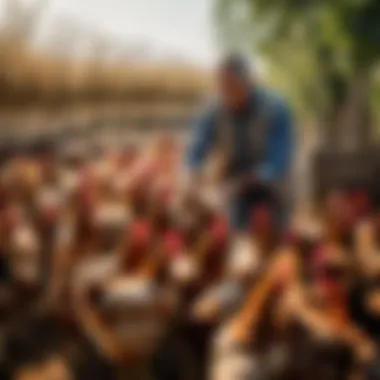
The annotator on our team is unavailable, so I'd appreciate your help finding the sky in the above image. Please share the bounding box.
[35,0,217,66]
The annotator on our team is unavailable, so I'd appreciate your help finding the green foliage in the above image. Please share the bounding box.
[215,0,380,123]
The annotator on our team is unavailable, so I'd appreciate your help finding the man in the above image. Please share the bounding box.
[187,54,294,231]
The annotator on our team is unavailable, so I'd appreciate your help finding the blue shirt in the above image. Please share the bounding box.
[187,88,294,184]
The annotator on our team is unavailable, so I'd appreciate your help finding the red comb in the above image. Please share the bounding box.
[130,220,153,248]
[163,230,184,260]
[210,216,229,249]
[318,277,341,295]
[282,230,300,246]
[312,244,326,270]
[250,204,273,233]
[350,190,370,218]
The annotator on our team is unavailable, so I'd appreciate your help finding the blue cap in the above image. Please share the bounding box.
[219,53,251,82]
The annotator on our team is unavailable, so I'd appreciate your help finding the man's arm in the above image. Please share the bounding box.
[257,100,294,183]
[186,108,216,186]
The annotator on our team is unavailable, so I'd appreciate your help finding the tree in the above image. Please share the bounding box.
[215,0,380,150]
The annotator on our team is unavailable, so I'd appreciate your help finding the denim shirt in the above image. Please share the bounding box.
[187,88,294,184]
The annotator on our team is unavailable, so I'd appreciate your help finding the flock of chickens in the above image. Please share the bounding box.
[0,135,380,380]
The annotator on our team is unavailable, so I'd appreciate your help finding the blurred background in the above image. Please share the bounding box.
[0,0,211,149]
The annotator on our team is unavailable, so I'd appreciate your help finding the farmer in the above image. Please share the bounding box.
[187,53,294,231]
